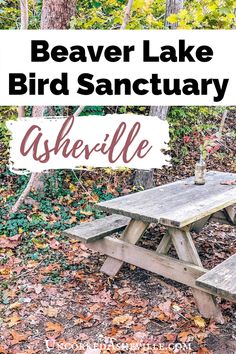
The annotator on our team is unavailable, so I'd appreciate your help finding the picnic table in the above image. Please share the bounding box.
[64,171,236,323]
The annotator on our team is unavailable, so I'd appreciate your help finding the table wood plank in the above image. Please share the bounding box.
[196,254,236,303]
[96,171,236,228]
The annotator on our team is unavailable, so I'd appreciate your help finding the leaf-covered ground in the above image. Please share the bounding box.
[0,111,235,353]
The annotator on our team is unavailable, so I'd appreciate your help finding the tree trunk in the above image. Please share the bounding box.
[134,0,184,189]
[41,0,76,29]
[165,0,184,29]
[149,106,169,120]
[18,0,28,118]
[11,0,77,214]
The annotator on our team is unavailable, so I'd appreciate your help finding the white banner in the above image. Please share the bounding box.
[0,30,235,105]
[7,115,170,173]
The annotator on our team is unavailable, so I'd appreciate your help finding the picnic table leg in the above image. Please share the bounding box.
[100,219,149,277]
[156,233,172,254]
[168,227,224,324]
[225,205,236,225]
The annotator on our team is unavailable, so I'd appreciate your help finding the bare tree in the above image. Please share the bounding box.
[18,0,28,118]
[11,0,77,214]
[134,0,184,189]
[121,0,134,29]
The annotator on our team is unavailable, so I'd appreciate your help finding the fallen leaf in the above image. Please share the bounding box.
[7,313,21,327]
[194,316,206,328]
[164,333,177,341]
[178,331,191,343]
[78,333,89,341]
[159,300,172,317]
[112,314,133,325]
[32,238,48,249]
[45,321,64,333]
[197,348,211,354]
[10,329,28,344]
[0,236,21,249]
[49,239,60,250]
[9,302,21,310]
[0,345,7,354]
[80,210,93,216]
[34,284,43,294]
[44,307,58,318]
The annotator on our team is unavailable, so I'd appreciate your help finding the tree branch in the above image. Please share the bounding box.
[120,0,134,29]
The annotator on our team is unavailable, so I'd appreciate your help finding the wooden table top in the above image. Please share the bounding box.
[96,171,236,228]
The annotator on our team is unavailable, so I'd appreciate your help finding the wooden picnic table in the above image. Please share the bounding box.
[64,171,236,323]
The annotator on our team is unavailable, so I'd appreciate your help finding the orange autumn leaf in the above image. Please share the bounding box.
[43,307,59,318]
[69,216,77,224]
[0,346,7,354]
[45,321,64,333]
[10,329,28,344]
[178,331,192,343]
[164,333,177,341]
[40,264,60,274]
[197,348,212,354]
[112,314,133,325]
[80,210,93,216]
[132,324,146,331]
[7,313,21,327]
[9,301,22,310]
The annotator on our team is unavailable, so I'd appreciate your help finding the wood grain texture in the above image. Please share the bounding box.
[225,205,236,225]
[88,237,207,289]
[100,219,149,276]
[62,214,130,243]
[168,227,224,323]
[96,171,236,228]
[196,254,236,303]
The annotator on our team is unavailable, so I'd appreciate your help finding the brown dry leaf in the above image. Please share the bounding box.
[157,313,165,321]
[0,236,21,249]
[34,284,43,294]
[159,299,172,317]
[164,333,177,341]
[80,210,93,216]
[40,264,60,275]
[69,216,77,224]
[207,321,219,334]
[89,304,101,312]
[194,316,206,328]
[27,260,39,268]
[7,313,21,327]
[44,307,58,318]
[178,331,192,343]
[117,287,132,296]
[49,239,60,250]
[197,348,212,354]
[112,314,133,325]
[9,301,21,310]
[45,321,64,333]
[132,324,146,332]
[0,345,7,354]
[109,327,118,336]
[10,329,28,344]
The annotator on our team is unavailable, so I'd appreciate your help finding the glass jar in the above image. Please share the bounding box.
[195,160,206,185]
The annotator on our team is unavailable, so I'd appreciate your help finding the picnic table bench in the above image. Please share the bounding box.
[64,171,236,323]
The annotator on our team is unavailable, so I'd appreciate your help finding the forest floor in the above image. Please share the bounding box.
[0,111,235,354]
